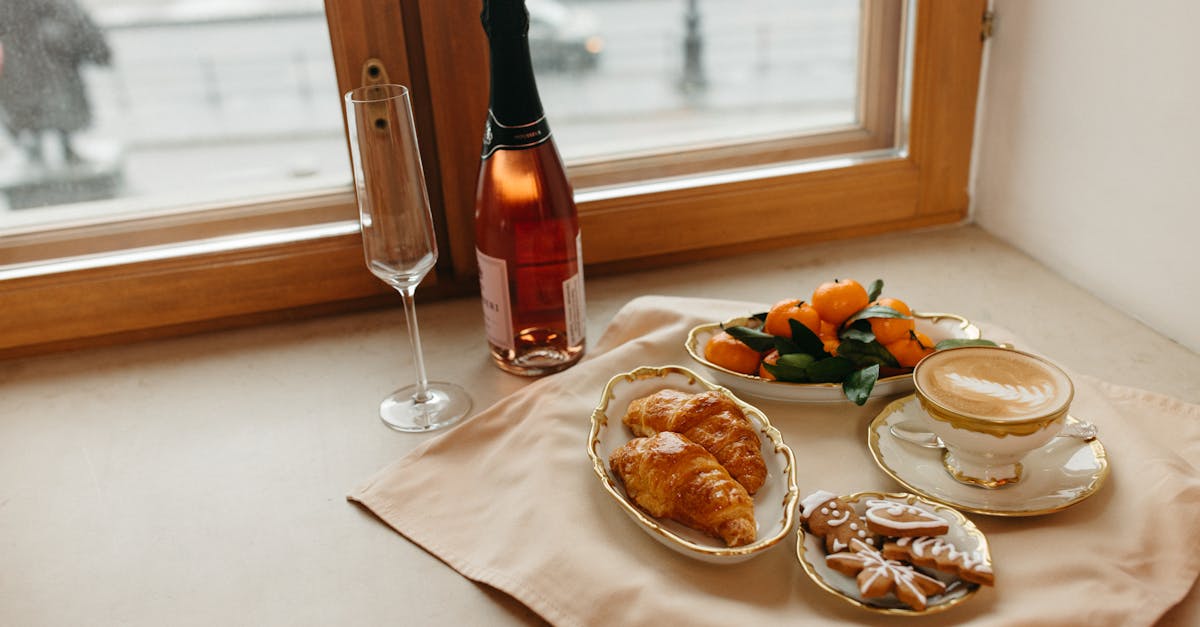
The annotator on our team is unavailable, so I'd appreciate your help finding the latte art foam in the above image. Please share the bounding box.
[914,348,1072,421]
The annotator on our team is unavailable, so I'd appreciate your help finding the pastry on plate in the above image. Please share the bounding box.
[610,431,756,547]
[622,389,767,494]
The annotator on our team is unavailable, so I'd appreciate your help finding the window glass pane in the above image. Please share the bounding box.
[530,0,862,162]
[0,0,347,227]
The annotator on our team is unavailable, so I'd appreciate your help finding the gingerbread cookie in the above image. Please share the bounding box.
[863,498,950,537]
[800,490,880,553]
[882,536,995,586]
[826,538,947,611]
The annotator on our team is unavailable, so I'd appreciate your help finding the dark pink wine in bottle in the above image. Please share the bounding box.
[476,0,585,376]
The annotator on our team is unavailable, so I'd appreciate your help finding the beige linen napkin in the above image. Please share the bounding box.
[350,295,1200,626]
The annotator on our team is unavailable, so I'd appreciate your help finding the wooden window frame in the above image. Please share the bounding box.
[0,0,985,358]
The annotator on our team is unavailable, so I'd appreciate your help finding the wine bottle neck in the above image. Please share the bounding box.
[487,38,545,127]
[481,0,552,158]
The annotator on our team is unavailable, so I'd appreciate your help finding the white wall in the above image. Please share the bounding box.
[973,0,1200,352]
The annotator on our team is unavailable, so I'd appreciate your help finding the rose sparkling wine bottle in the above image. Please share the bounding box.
[475,0,586,376]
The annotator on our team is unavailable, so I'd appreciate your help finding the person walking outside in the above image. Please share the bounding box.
[0,0,112,165]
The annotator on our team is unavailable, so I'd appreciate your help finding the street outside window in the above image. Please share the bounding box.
[0,0,858,232]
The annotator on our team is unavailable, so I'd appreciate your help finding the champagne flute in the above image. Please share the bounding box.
[344,83,471,432]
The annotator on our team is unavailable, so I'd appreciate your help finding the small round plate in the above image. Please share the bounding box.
[795,491,991,616]
[868,395,1110,516]
[587,365,800,563]
[685,312,981,404]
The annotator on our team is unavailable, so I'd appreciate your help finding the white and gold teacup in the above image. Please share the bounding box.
[913,346,1074,488]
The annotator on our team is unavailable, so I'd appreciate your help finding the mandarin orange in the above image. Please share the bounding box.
[811,279,870,326]
[704,331,764,375]
[868,297,916,345]
[764,299,821,338]
[758,349,780,380]
[884,330,935,368]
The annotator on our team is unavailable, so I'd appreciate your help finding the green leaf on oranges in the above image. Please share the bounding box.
[787,318,827,356]
[866,279,884,302]
[841,304,909,327]
[934,338,1000,350]
[722,325,775,352]
[843,364,881,405]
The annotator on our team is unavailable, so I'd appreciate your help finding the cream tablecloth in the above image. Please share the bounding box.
[350,296,1200,626]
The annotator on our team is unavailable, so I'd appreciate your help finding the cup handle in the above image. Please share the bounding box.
[1061,416,1099,441]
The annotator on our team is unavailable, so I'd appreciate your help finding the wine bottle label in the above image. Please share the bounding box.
[563,233,586,347]
[476,248,514,351]
[481,110,552,159]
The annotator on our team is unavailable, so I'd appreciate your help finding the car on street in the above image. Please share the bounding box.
[528,0,604,72]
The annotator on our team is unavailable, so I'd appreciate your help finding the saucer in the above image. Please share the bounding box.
[867,395,1109,516]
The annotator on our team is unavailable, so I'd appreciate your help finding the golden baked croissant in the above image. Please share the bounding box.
[622,389,767,494]
[610,431,757,547]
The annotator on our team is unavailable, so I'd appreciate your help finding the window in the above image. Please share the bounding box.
[535,1,867,169]
[412,0,984,274]
[0,0,349,240]
[0,0,986,357]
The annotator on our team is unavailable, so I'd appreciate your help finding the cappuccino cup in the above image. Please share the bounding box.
[913,346,1074,488]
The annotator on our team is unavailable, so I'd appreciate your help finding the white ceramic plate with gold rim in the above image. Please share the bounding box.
[795,491,992,616]
[868,395,1110,516]
[685,312,982,403]
[587,365,799,563]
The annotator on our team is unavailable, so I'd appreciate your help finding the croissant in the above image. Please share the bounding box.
[610,431,757,547]
[622,389,767,494]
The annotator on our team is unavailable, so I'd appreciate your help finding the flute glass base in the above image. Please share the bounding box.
[379,381,471,433]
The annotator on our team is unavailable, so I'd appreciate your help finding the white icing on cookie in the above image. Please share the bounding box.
[863,499,947,531]
[826,508,851,527]
[827,539,945,607]
[897,536,992,573]
[800,489,839,518]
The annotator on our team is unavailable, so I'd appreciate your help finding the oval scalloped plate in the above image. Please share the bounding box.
[795,491,992,616]
[685,312,982,404]
[587,365,800,563]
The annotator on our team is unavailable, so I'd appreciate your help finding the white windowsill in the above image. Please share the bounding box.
[1,224,1196,625]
